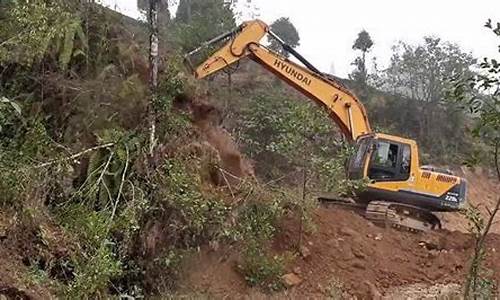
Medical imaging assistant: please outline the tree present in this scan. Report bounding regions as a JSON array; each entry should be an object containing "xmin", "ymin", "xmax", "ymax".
[
  {"xmin": 138, "ymin": 0, "xmax": 170, "ymax": 28},
  {"xmin": 378, "ymin": 37, "xmax": 475, "ymax": 161},
  {"xmin": 173, "ymin": 0, "xmax": 236, "ymax": 51},
  {"xmin": 148, "ymin": 0, "xmax": 161, "ymax": 155},
  {"xmin": 449, "ymin": 19, "xmax": 500, "ymax": 299},
  {"xmin": 267, "ymin": 17, "xmax": 300, "ymax": 58},
  {"xmin": 385, "ymin": 37, "xmax": 474, "ymax": 102},
  {"xmin": 350, "ymin": 30, "xmax": 373, "ymax": 85},
  {"xmin": 231, "ymin": 0, "xmax": 260, "ymax": 20}
]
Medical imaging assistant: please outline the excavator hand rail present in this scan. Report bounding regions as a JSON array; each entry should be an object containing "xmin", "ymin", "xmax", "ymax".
[
  {"xmin": 185, "ymin": 23, "xmax": 323, "ymax": 77},
  {"xmin": 184, "ymin": 24, "xmax": 245, "ymax": 74}
]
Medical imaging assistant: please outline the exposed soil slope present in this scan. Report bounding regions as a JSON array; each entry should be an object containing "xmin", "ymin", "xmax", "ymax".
[
  {"xmin": 180, "ymin": 207, "xmax": 500, "ymax": 299},
  {"xmin": 0, "ymin": 213, "xmax": 63, "ymax": 299},
  {"xmin": 439, "ymin": 167, "xmax": 499, "ymax": 233},
  {"xmin": 174, "ymin": 93, "xmax": 254, "ymax": 186}
]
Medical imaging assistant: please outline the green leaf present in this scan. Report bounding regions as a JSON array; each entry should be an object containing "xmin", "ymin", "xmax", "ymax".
[
  {"xmin": 0, "ymin": 97, "xmax": 22, "ymax": 115},
  {"xmin": 9, "ymin": 101, "xmax": 21, "ymax": 115},
  {"xmin": 59, "ymin": 21, "xmax": 78, "ymax": 71},
  {"xmin": 75, "ymin": 22, "xmax": 88, "ymax": 49}
]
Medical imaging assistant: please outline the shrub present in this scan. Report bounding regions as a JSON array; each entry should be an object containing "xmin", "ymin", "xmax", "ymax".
[{"xmin": 239, "ymin": 241, "xmax": 286, "ymax": 292}]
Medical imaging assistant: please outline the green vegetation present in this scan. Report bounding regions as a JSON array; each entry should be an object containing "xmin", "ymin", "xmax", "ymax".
[
  {"xmin": 1, "ymin": 0, "xmax": 499, "ymax": 298},
  {"xmin": 350, "ymin": 29, "xmax": 374, "ymax": 86},
  {"xmin": 448, "ymin": 19, "xmax": 500, "ymax": 299},
  {"xmin": 268, "ymin": 17, "xmax": 300, "ymax": 57},
  {"xmin": 174, "ymin": 0, "xmax": 236, "ymax": 51},
  {"xmin": 240, "ymin": 245, "xmax": 287, "ymax": 291},
  {"xmin": 236, "ymin": 196, "xmax": 287, "ymax": 291}
]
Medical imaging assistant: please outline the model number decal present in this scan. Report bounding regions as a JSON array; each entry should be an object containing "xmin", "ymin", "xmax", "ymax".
[{"xmin": 444, "ymin": 192, "xmax": 459, "ymax": 203}]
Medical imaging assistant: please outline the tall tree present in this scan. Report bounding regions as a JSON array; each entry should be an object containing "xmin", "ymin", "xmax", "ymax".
[
  {"xmin": 138, "ymin": 0, "xmax": 170, "ymax": 27},
  {"xmin": 350, "ymin": 30, "xmax": 373, "ymax": 86},
  {"xmin": 379, "ymin": 37, "xmax": 475, "ymax": 159},
  {"xmin": 267, "ymin": 17, "xmax": 300, "ymax": 57},
  {"xmin": 173, "ymin": 0, "xmax": 235, "ymax": 51},
  {"xmin": 148, "ymin": 0, "xmax": 160, "ymax": 155},
  {"xmin": 385, "ymin": 37, "xmax": 474, "ymax": 102}
]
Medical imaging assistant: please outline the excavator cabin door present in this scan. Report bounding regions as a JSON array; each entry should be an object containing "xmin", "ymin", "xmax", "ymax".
[
  {"xmin": 348, "ymin": 136, "xmax": 411, "ymax": 183},
  {"xmin": 368, "ymin": 140, "xmax": 411, "ymax": 182}
]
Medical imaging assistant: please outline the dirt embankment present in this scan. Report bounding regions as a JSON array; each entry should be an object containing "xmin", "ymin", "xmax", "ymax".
[
  {"xmin": 439, "ymin": 167, "xmax": 500, "ymax": 234},
  {"xmin": 180, "ymin": 206, "xmax": 500, "ymax": 299},
  {"xmin": 0, "ymin": 212, "xmax": 70, "ymax": 299}
]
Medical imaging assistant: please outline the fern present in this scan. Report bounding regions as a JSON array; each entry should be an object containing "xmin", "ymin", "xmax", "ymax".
[
  {"xmin": 59, "ymin": 20, "xmax": 87, "ymax": 71},
  {"xmin": 59, "ymin": 21, "xmax": 76, "ymax": 70}
]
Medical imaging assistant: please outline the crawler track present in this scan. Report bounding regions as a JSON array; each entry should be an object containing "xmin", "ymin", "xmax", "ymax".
[{"xmin": 317, "ymin": 195, "xmax": 441, "ymax": 232}]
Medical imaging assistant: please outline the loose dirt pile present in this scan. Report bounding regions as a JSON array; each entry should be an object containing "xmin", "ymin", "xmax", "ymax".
[
  {"xmin": 275, "ymin": 208, "xmax": 500, "ymax": 298},
  {"xmin": 0, "ymin": 213, "xmax": 66, "ymax": 299},
  {"xmin": 174, "ymin": 93, "xmax": 254, "ymax": 186},
  {"xmin": 180, "ymin": 207, "xmax": 500, "ymax": 299}
]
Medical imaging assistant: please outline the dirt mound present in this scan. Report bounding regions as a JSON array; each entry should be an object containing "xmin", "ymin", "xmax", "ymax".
[
  {"xmin": 274, "ymin": 208, "xmax": 492, "ymax": 298},
  {"xmin": 439, "ymin": 167, "xmax": 499, "ymax": 233},
  {"xmin": 0, "ymin": 213, "xmax": 61, "ymax": 299},
  {"xmin": 174, "ymin": 93, "xmax": 254, "ymax": 186},
  {"xmin": 179, "ymin": 207, "xmax": 500, "ymax": 298}
]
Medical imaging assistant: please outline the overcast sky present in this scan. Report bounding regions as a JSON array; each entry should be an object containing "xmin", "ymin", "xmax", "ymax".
[{"xmin": 102, "ymin": 0, "xmax": 500, "ymax": 77}]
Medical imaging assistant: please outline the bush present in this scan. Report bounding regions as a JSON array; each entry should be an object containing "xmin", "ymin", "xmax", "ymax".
[
  {"xmin": 65, "ymin": 243, "xmax": 122, "ymax": 299},
  {"xmin": 230, "ymin": 188, "xmax": 290, "ymax": 292},
  {"xmin": 239, "ymin": 242, "xmax": 286, "ymax": 292}
]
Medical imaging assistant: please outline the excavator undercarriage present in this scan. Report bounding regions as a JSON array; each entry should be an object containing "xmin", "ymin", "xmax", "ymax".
[{"xmin": 317, "ymin": 195, "xmax": 442, "ymax": 232}]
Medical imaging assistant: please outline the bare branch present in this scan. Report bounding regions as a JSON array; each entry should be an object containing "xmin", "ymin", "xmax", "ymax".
[
  {"xmin": 219, "ymin": 167, "xmax": 235, "ymax": 200},
  {"xmin": 485, "ymin": 206, "xmax": 493, "ymax": 217},
  {"xmin": 96, "ymin": 152, "xmax": 115, "ymax": 191},
  {"xmin": 495, "ymin": 139, "xmax": 500, "ymax": 182},
  {"xmin": 110, "ymin": 145, "xmax": 130, "ymax": 224},
  {"xmin": 34, "ymin": 143, "xmax": 115, "ymax": 169}
]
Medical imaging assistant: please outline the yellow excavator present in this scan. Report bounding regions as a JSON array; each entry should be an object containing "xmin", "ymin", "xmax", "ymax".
[{"xmin": 184, "ymin": 19, "xmax": 467, "ymax": 231}]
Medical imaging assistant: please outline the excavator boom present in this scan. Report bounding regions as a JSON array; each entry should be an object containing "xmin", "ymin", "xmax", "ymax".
[{"xmin": 185, "ymin": 20, "xmax": 371, "ymax": 141}]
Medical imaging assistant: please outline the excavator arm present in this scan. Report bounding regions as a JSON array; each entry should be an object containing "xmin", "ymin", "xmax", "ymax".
[{"xmin": 184, "ymin": 20, "xmax": 371, "ymax": 141}]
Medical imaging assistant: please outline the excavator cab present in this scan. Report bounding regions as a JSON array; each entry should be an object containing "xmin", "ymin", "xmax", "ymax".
[
  {"xmin": 348, "ymin": 134, "xmax": 412, "ymax": 183},
  {"xmin": 348, "ymin": 133, "xmax": 467, "ymax": 213}
]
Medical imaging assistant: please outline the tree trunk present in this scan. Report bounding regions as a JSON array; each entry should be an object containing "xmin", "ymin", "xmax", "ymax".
[
  {"xmin": 186, "ymin": 0, "xmax": 192, "ymax": 23},
  {"xmin": 464, "ymin": 141, "xmax": 500, "ymax": 299},
  {"xmin": 361, "ymin": 51, "xmax": 367, "ymax": 85},
  {"xmin": 148, "ymin": 0, "xmax": 159, "ymax": 156}
]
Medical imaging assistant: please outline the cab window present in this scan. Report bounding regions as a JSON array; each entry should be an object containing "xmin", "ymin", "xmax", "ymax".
[
  {"xmin": 368, "ymin": 140, "xmax": 411, "ymax": 181},
  {"xmin": 371, "ymin": 141, "xmax": 398, "ymax": 169},
  {"xmin": 400, "ymin": 144, "xmax": 411, "ymax": 175},
  {"xmin": 352, "ymin": 138, "xmax": 370, "ymax": 169},
  {"xmin": 347, "ymin": 137, "xmax": 371, "ymax": 180}
]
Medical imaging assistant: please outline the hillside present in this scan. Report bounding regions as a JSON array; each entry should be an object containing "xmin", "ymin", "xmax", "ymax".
[
  {"xmin": 1, "ymin": 2, "xmax": 499, "ymax": 299},
  {"xmin": 0, "ymin": 142, "xmax": 498, "ymax": 299}
]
